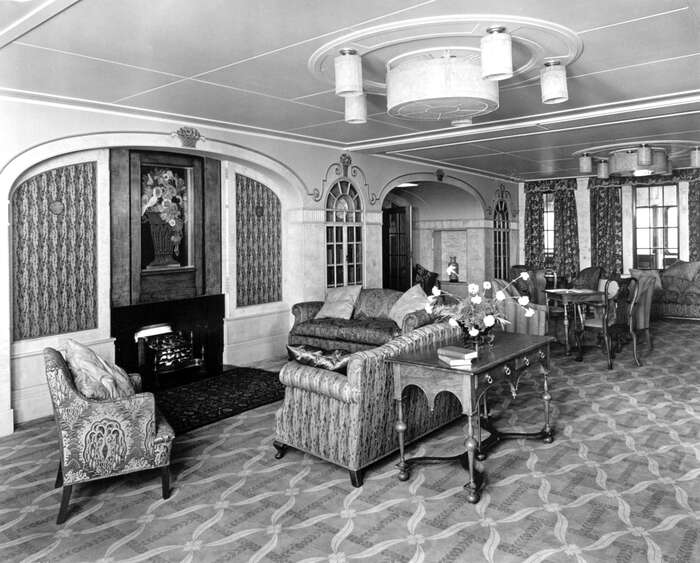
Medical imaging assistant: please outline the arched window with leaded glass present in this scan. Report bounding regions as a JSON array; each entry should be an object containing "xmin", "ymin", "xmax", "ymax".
[
  {"xmin": 325, "ymin": 180, "xmax": 363, "ymax": 287},
  {"xmin": 493, "ymin": 191, "xmax": 510, "ymax": 279}
]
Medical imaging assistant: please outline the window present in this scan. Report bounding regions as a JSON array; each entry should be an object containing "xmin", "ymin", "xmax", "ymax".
[
  {"xmin": 326, "ymin": 180, "xmax": 363, "ymax": 287},
  {"xmin": 493, "ymin": 198, "xmax": 510, "ymax": 279},
  {"xmin": 634, "ymin": 184, "xmax": 678, "ymax": 269},
  {"xmin": 543, "ymin": 192, "xmax": 555, "ymax": 260}
]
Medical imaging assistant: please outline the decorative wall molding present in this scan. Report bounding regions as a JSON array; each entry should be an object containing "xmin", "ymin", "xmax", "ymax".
[
  {"xmin": 487, "ymin": 183, "xmax": 513, "ymax": 219},
  {"xmin": 320, "ymin": 153, "xmax": 376, "ymax": 204},
  {"xmin": 172, "ymin": 126, "xmax": 205, "ymax": 148}
]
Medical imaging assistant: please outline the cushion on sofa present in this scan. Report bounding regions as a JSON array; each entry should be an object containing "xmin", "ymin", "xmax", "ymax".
[
  {"xmin": 64, "ymin": 339, "xmax": 135, "ymax": 400},
  {"xmin": 662, "ymin": 260, "xmax": 700, "ymax": 282},
  {"xmin": 290, "ymin": 317, "xmax": 401, "ymax": 346},
  {"xmin": 353, "ymin": 288, "xmax": 402, "ymax": 320},
  {"xmin": 315, "ymin": 285, "xmax": 362, "ymax": 319},
  {"xmin": 287, "ymin": 344, "xmax": 351, "ymax": 373},
  {"xmin": 414, "ymin": 263, "xmax": 440, "ymax": 294},
  {"xmin": 389, "ymin": 284, "xmax": 427, "ymax": 327}
]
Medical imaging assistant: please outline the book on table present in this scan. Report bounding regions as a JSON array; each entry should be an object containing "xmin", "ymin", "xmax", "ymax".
[
  {"xmin": 437, "ymin": 346, "xmax": 478, "ymax": 360},
  {"xmin": 438, "ymin": 355, "xmax": 474, "ymax": 369}
]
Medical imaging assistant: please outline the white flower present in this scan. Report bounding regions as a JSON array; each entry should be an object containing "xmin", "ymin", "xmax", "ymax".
[
  {"xmin": 424, "ymin": 302, "xmax": 433, "ymax": 313},
  {"xmin": 495, "ymin": 290, "xmax": 506, "ymax": 302},
  {"xmin": 431, "ymin": 286, "xmax": 442, "ymax": 296},
  {"xmin": 524, "ymin": 307, "xmax": 536, "ymax": 318},
  {"xmin": 483, "ymin": 281, "xmax": 492, "ymax": 290},
  {"xmin": 468, "ymin": 283, "xmax": 479, "ymax": 295},
  {"xmin": 446, "ymin": 264, "xmax": 457, "ymax": 276},
  {"xmin": 448, "ymin": 318, "xmax": 459, "ymax": 327},
  {"xmin": 483, "ymin": 314, "xmax": 495, "ymax": 327},
  {"xmin": 518, "ymin": 296, "xmax": 530, "ymax": 306},
  {"xmin": 468, "ymin": 327, "xmax": 480, "ymax": 337},
  {"xmin": 471, "ymin": 295, "xmax": 482, "ymax": 305},
  {"xmin": 520, "ymin": 271, "xmax": 530, "ymax": 281}
]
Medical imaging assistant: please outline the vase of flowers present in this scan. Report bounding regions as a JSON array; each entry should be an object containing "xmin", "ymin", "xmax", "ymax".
[{"xmin": 425, "ymin": 270, "xmax": 535, "ymax": 352}]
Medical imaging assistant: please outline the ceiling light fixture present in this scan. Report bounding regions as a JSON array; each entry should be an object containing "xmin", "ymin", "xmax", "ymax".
[
  {"xmin": 344, "ymin": 93, "xmax": 367, "ymax": 124},
  {"xmin": 312, "ymin": 16, "xmax": 582, "ymax": 125},
  {"xmin": 690, "ymin": 147, "xmax": 700, "ymax": 168},
  {"xmin": 597, "ymin": 159, "xmax": 609, "ymax": 179},
  {"xmin": 637, "ymin": 143, "xmax": 652, "ymax": 167},
  {"xmin": 578, "ymin": 153, "xmax": 592, "ymax": 174},
  {"xmin": 480, "ymin": 26, "xmax": 513, "ymax": 80},
  {"xmin": 540, "ymin": 61, "xmax": 568, "ymax": 104}
]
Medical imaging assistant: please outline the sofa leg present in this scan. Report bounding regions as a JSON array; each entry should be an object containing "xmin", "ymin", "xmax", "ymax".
[
  {"xmin": 273, "ymin": 441, "xmax": 287, "ymax": 459},
  {"xmin": 349, "ymin": 470, "xmax": 363, "ymax": 488},
  {"xmin": 56, "ymin": 485, "xmax": 72, "ymax": 524},
  {"xmin": 161, "ymin": 467, "xmax": 171, "ymax": 500}
]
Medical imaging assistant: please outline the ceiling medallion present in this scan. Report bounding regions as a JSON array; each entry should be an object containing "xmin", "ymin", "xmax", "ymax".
[
  {"xmin": 573, "ymin": 141, "xmax": 700, "ymax": 179},
  {"xmin": 309, "ymin": 15, "xmax": 582, "ymax": 125}
]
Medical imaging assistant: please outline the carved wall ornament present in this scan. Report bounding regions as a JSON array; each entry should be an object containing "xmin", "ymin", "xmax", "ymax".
[
  {"xmin": 172, "ymin": 127, "xmax": 205, "ymax": 148},
  {"xmin": 435, "ymin": 168, "xmax": 445, "ymax": 182},
  {"xmin": 490, "ymin": 183, "xmax": 512, "ymax": 219},
  {"xmin": 320, "ymin": 153, "xmax": 377, "ymax": 204},
  {"xmin": 48, "ymin": 200, "xmax": 65, "ymax": 215}
]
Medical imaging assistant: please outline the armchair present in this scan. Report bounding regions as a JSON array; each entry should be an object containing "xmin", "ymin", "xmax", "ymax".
[{"xmin": 43, "ymin": 347, "xmax": 175, "ymax": 524}]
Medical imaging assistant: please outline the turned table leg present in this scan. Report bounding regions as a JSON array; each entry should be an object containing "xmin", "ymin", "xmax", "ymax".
[
  {"xmin": 464, "ymin": 412, "xmax": 480, "ymax": 503},
  {"xmin": 395, "ymin": 399, "xmax": 409, "ymax": 481}
]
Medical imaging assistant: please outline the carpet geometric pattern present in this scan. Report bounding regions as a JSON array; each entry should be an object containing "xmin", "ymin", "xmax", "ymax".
[
  {"xmin": 0, "ymin": 320, "xmax": 698, "ymax": 562},
  {"xmin": 154, "ymin": 367, "xmax": 285, "ymax": 434}
]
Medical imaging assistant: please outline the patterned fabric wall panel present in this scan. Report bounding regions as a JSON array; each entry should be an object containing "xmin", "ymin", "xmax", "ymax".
[
  {"xmin": 236, "ymin": 175, "xmax": 282, "ymax": 306},
  {"xmin": 12, "ymin": 162, "xmax": 98, "ymax": 340},
  {"xmin": 689, "ymin": 179, "xmax": 700, "ymax": 262}
]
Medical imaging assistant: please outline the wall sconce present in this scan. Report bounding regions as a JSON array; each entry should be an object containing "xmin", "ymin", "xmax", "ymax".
[{"xmin": 480, "ymin": 26, "xmax": 513, "ymax": 81}]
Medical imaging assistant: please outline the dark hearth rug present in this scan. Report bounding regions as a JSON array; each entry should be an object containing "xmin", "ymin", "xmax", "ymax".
[{"xmin": 154, "ymin": 367, "xmax": 283, "ymax": 434}]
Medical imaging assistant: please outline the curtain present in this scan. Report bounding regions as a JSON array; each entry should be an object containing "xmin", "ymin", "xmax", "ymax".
[
  {"xmin": 553, "ymin": 184, "xmax": 580, "ymax": 279},
  {"xmin": 523, "ymin": 188, "xmax": 544, "ymax": 269},
  {"xmin": 589, "ymin": 178, "xmax": 623, "ymax": 275},
  {"xmin": 690, "ymin": 176, "xmax": 700, "ymax": 261}
]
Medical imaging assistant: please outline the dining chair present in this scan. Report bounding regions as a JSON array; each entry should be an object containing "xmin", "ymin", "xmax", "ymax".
[{"xmin": 580, "ymin": 277, "xmax": 640, "ymax": 369}]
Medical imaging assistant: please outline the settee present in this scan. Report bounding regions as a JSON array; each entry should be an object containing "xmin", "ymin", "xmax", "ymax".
[
  {"xmin": 634, "ymin": 260, "xmax": 700, "ymax": 319},
  {"xmin": 275, "ymin": 321, "xmax": 463, "ymax": 486},
  {"xmin": 288, "ymin": 288, "xmax": 433, "ymax": 353}
]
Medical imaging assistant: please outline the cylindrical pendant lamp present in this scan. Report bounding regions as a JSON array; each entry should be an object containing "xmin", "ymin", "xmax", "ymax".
[
  {"xmin": 540, "ymin": 61, "xmax": 568, "ymax": 104},
  {"xmin": 334, "ymin": 48, "xmax": 363, "ymax": 97},
  {"xmin": 480, "ymin": 26, "xmax": 513, "ymax": 81},
  {"xmin": 344, "ymin": 93, "xmax": 367, "ymax": 124},
  {"xmin": 579, "ymin": 153, "xmax": 592, "ymax": 174},
  {"xmin": 690, "ymin": 147, "xmax": 700, "ymax": 168},
  {"xmin": 637, "ymin": 144, "xmax": 652, "ymax": 166},
  {"xmin": 597, "ymin": 158, "xmax": 609, "ymax": 179}
]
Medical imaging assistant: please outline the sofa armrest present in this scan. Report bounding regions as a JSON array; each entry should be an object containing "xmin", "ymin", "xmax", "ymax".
[
  {"xmin": 291, "ymin": 301, "xmax": 324, "ymax": 325},
  {"xmin": 279, "ymin": 361, "xmax": 359, "ymax": 404},
  {"xmin": 401, "ymin": 309, "xmax": 433, "ymax": 333}
]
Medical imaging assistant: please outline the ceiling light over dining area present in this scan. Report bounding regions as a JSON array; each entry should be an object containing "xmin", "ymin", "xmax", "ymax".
[{"xmin": 310, "ymin": 15, "xmax": 583, "ymax": 125}]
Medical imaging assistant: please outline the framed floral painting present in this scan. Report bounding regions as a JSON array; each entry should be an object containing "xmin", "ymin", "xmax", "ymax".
[{"xmin": 140, "ymin": 164, "xmax": 193, "ymax": 269}]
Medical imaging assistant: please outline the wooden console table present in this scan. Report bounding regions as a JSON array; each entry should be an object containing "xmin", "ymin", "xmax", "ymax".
[{"xmin": 387, "ymin": 332, "xmax": 554, "ymax": 503}]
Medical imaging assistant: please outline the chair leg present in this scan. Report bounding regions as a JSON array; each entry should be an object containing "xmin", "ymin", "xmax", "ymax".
[
  {"xmin": 273, "ymin": 440, "xmax": 287, "ymax": 459},
  {"xmin": 161, "ymin": 467, "xmax": 171, "ymax": 500},
  {"xmin": 644, "ymin": 328, "xmax": 653, "ymax": 351},
  {"xmin": 54, "ymin": 463, "xmax": 63, "ymax": 489},
  {"xmin": 349, "ymin": 470, "xmax": 364, "ymax": 488},
  {"xmin": 631, "ymin": 331, "xmax": 640, "ymax": 367},
  {"xmin": 56, "ymin": 485, "xmax": 72, "ymax": 524},
  {"xmin": 604, "ymin": 334, "xmax": 613, "ymax": 370}
]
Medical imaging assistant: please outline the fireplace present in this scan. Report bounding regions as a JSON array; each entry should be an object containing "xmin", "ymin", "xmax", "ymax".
[{"xmin": 111, "ymin": 294, "xmax": 225, "ymax": 390}]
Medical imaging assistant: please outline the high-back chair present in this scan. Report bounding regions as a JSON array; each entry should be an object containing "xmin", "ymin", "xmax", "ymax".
[
  {"xmin": 634, "ymin": 275, "xmax": 656, "ymax": 352},
  {"xmin": 44, "ymin": 347, "xmax": 175, "ymax": 524},
  {"xmin": 572, "ymin": 266, "xmax": 604, "ymax": 290},
  {"xmin": 499, "ymin": 300, "xmax": 548, "ymax": 336},
  {"xmin": 581, "ymin": 277, "xmax": 640, "ymax": 369}
]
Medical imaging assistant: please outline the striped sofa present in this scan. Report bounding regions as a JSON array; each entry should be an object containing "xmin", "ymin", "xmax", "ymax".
[{"xmin": 274, "ymin": 321, "xmax": 463, "ymax": 487}]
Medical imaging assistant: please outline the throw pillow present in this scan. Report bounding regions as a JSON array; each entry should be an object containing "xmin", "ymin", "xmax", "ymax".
[
  {"xmin": 287, "ymin": 344, "xmax": 351, "ymax": 373},
  {"xmin": 414, "ymin": 263, "xmax": 440, "ymax": 294},
  {"xmin": 315, "ymin": 285, "xmax": 362, "ymax": 319},
  {"xmin": 629, "ymin": 268, "xmax": 662, "ymax": 291},
  {"xmin": 64, "ymin": 339, "xmax": 135, "ymax": 400},
  {"xmin": 389, "ymin": 284, "xmax": 428, "ymax": 328}
]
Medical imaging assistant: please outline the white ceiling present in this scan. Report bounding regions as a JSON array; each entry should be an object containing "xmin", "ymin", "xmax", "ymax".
[{"xmin": 1, "ymin": 0, "xmax": 699, "ymax": 181}]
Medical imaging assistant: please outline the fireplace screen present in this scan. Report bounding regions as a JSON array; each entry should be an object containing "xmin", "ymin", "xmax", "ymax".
[{"xmin": 140, "ymin": 165, "xmax": 193, "ymax": 270}]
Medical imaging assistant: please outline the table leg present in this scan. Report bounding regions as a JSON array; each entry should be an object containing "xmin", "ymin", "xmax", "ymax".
[
  {"xmin": 542, "ymin": 365, "xmax": 553, "ymax": 443},
  {"xmin": 464, "ymin": 412, "xmax": 480, "ymax": 503},
  {"xmin": 395, "ymin": 399, "xmax": 409, "ymax": 481},
  {"xmin": 562, "ymin": 300, "xmax": 571, "ymax": 355}
]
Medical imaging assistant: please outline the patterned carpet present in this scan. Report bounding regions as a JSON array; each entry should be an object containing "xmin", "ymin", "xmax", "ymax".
[
  {"xmin": 154, "ymin": 367, "xmax": 284, "ymax": 434},
  {"xmin": 0, "ymin": 320, "xmax": 699, "ymax": 562}
]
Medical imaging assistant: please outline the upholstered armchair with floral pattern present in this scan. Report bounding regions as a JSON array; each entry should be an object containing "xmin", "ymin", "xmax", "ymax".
[
  {"xmin": 275, "ymin": 321, "xmax": 463, "ymax": 487},
  {"xmin": 43, "ymin": 347, "xmax": 175, "ymax": 524}
]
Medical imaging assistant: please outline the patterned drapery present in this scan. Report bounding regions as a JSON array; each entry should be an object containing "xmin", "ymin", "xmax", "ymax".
[
  {"xmin": 524, "ymin": 179, "xmax": 579, "ymax": 276},
  {"xmin": 12, "ymin": 162, "xmax": 98, "ymax": 340},
  {"xmin": 236, "ymin": 174, "xmax": 282, "ymax": 306},
  {"xmin": 553, "ymin": 184, "xmax": 580, "ymax": 279},
  {"xmin": 690, "ymin": 176, "xmax": 700, "ymax": 261},
  {"xmin": 589, "ymin": 178, "xmax": 623, "ymax": 275},
  {"xmin": 523, "ymin": 188, "xmax": 544, "ymax": 269}
]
